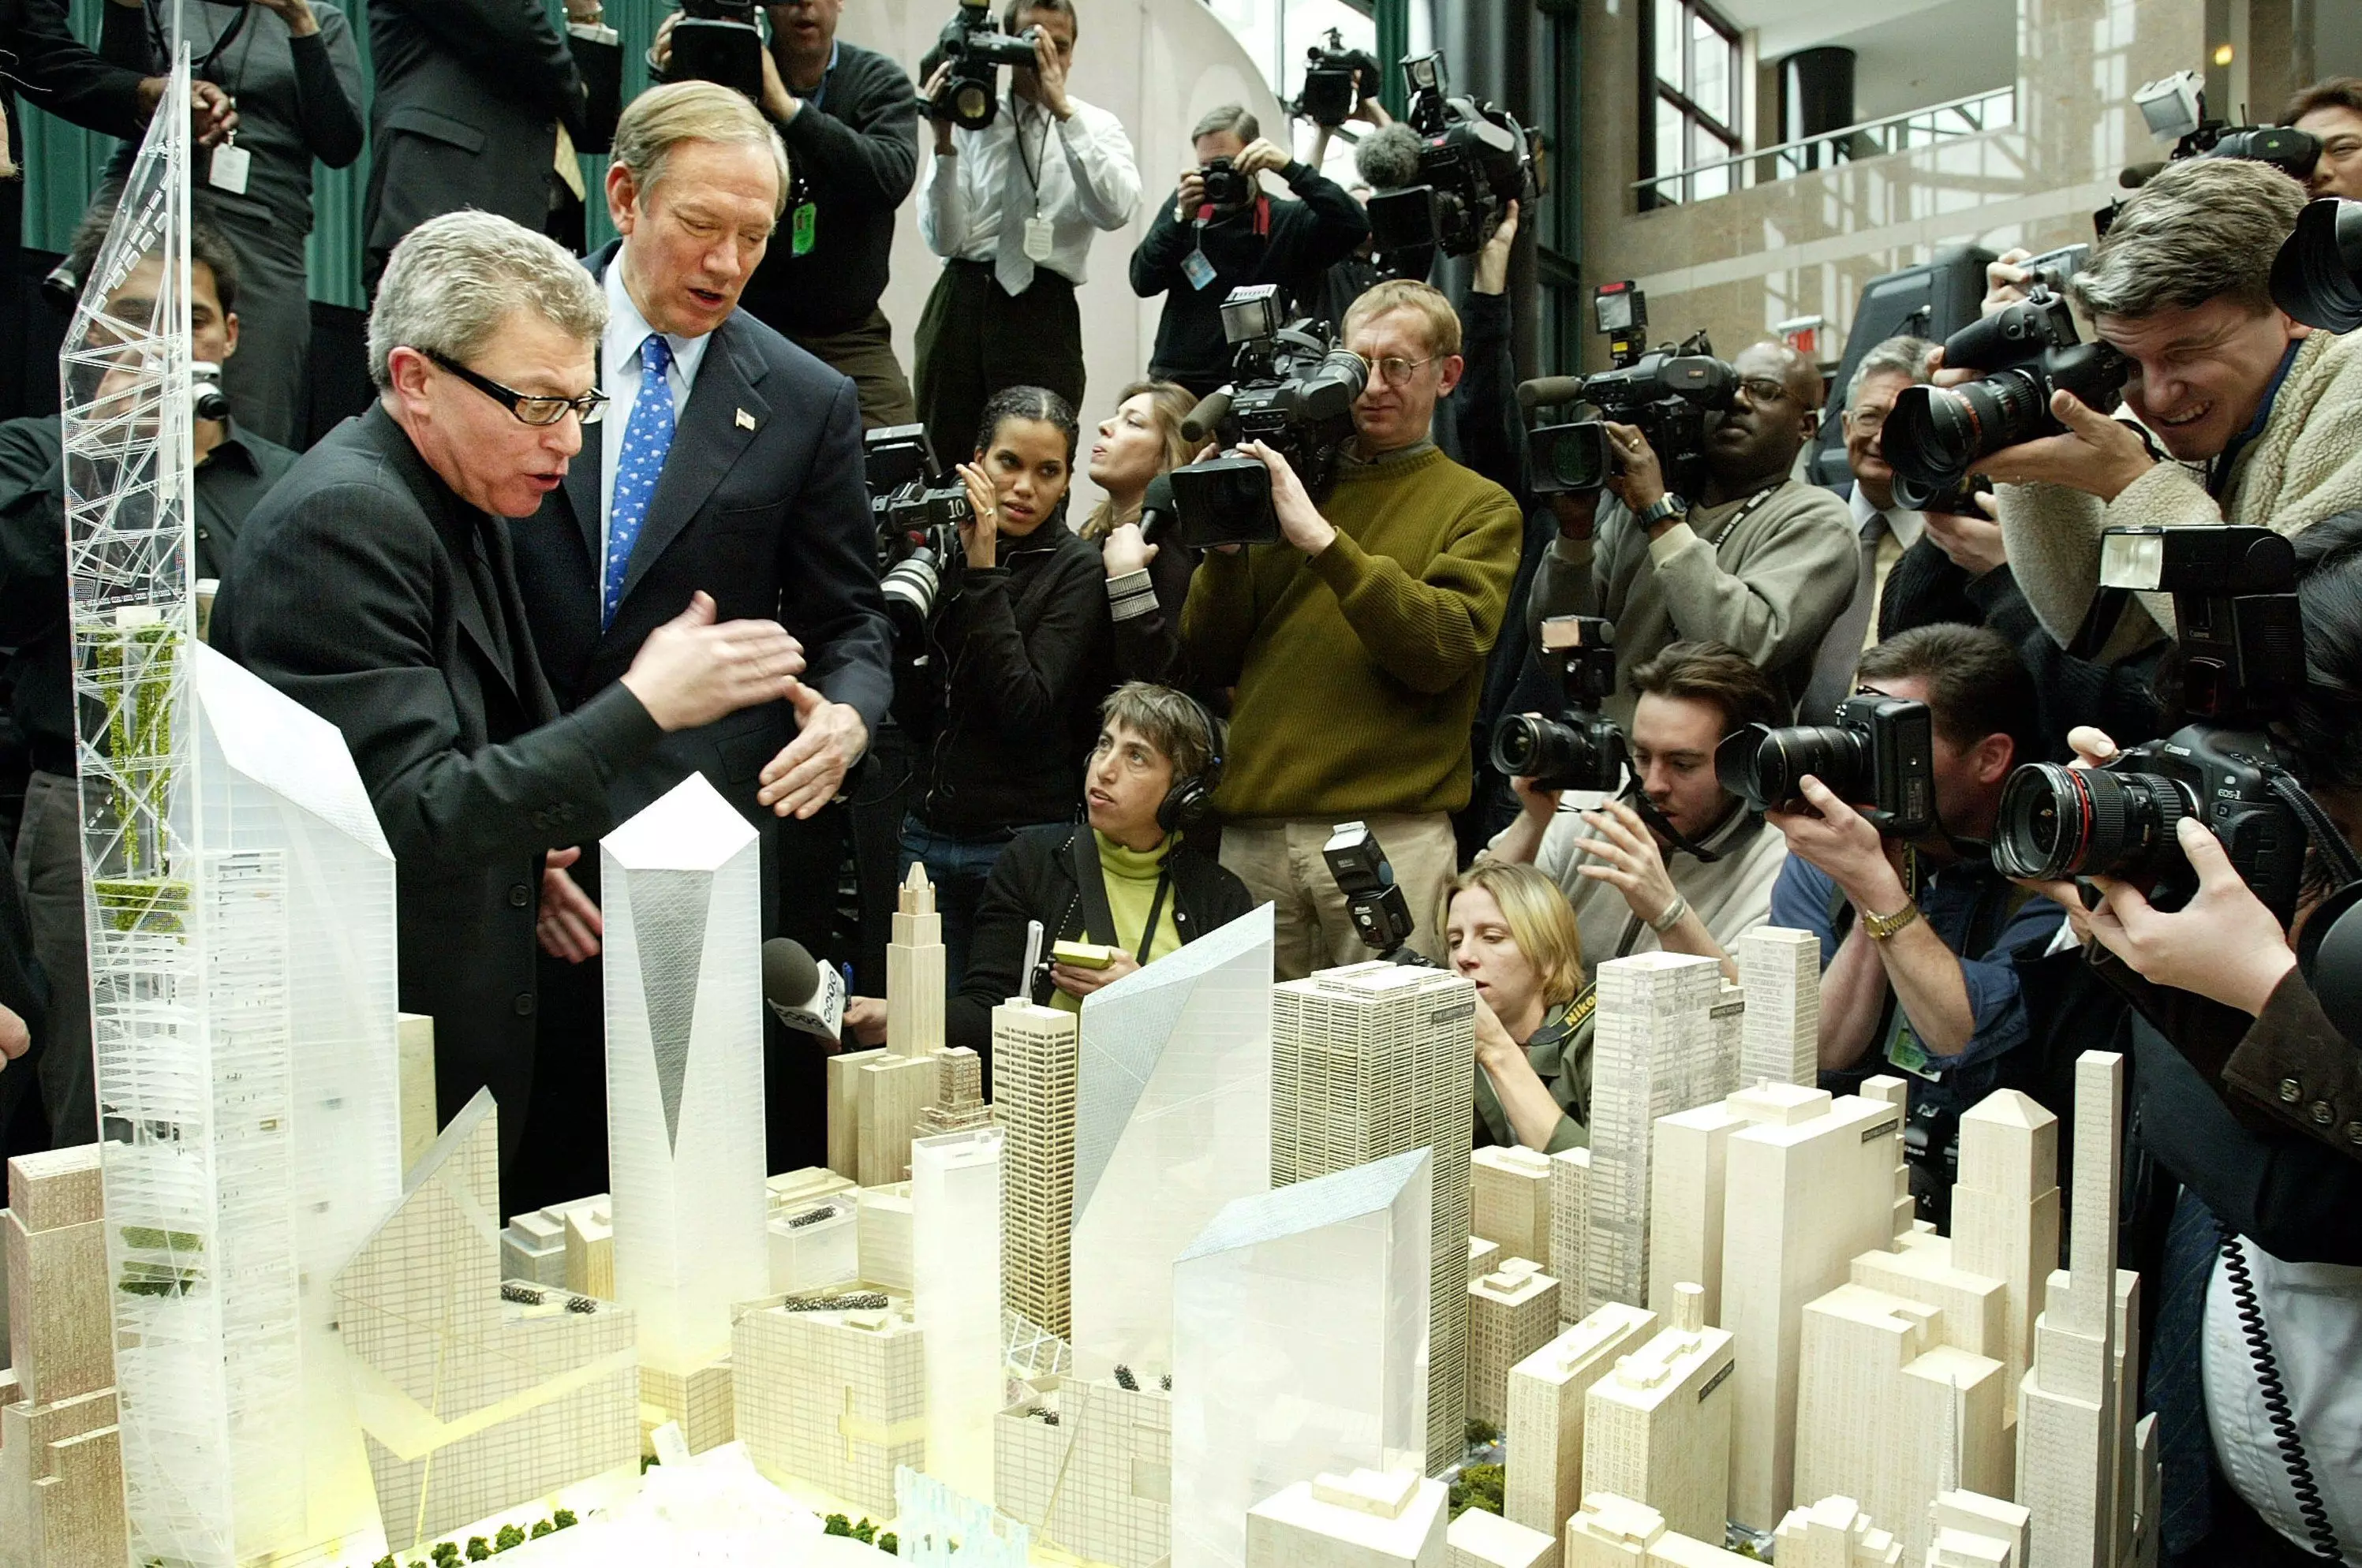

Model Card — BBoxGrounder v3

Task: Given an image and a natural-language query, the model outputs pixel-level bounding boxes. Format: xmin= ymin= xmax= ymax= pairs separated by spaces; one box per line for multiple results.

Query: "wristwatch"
xmin=1862 ymin=901 xmax=1922 ymax=942
xmin=1636 ymin=494 xmax=1689 ymax=529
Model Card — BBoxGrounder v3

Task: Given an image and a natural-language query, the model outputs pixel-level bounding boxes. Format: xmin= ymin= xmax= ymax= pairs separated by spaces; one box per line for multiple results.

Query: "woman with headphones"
xmin=847 ymin=682 xmax=1252 ymax=1073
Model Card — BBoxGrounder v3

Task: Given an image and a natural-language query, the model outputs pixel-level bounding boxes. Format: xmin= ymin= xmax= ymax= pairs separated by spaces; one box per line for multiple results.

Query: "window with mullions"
xmin=1646 ymin=0 xmax=1741 ymax=207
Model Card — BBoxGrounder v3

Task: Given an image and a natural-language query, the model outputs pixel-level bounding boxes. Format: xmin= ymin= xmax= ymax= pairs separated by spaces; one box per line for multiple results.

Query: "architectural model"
xmin=1071 ymin=905 xmax=1273 ymax=1377
xmin=333 ymin=1092 xmax=639 ymax=1551
xmin=1585 ymin=953 xmax=1728 ymax=1316
xmin=996 ymin=1373 xmax=1172 ymax=1568
xmin=1502 ymin=1301 xmax=1657 ymax=1541
xmin=1771 ymin=1495 xmax=1904 ymax=1566
xmin=1172 ymin=1148 xmax=1432 ymax=1568
xmin=911 ymin=1126 xmax=1004 ymax=1499
xmin=567 ymin=1204 xmax=617 ymax=1300
xmin=1580 ymin=1282 xmax=1734 ymax=1543
xmin=1444 ymin=1506 xmax=1559 ymax=1568
xmin=1546 ymin=1148 xmax=1589 ymax=1321
xmin=398 ymin=1012 xmax=438 ymax=1173
xmin=1927 ymin=1490 xmax=2031 ymax=1568
xmin=601 ymin=772 xmax=770 ymax=1453
xmin=1949 ymin=1092 xmax=2060 ymax=1417
xmin=500 ymin=1193 xmax=610 ymax=1287
xmin=897 ymin=1465 xmax=1033 ymax=1568
xmin=916 ymin=1046 xmax=995 ymax=1137
xmin=996 ymin=999 xmax=1080 ymax=1335
xmin=1273 ymin=961 xmax=1476 ymax=1473
xmin=857 ymin=1182 xmax=915 ymax=1294
xmin=735 ymin=1294 xmax=926 ymax=1518
xmin=1646 ymin=1100 xmax=1746 ymax=1322
xmin=1245 ymin=1467 xmax=1447 ymax=1567
xmin=1470 ymin=1235 xmax=1502 ymax=1283
xmin=1471 ymin=1146 xmax=1553 ymax=1264
xmin=768 ymin=1190 xmax=858 ymax=1297
xmin=1564 ymin=1492 xmax=1907 ymax=1568
xmin=1 ymin=1147 xmax=125 ymax=1568
xmin=1467 ymin=1259 xmax=1561 ymax=1428
xmin=830 ymin=867 xmax=953 ymax=1185
xmin=1738 ymin=927 xmax=1822 ymax=1088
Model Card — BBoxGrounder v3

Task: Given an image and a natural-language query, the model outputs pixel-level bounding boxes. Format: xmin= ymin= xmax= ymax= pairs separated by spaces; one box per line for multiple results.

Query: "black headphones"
xmin=1156 ymin=693 xmax=1228 ymax=834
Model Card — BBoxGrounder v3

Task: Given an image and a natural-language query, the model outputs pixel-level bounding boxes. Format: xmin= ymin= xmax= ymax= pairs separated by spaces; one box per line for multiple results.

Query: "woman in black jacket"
xmin=896 ymin=385 xmax=1112 ymax=987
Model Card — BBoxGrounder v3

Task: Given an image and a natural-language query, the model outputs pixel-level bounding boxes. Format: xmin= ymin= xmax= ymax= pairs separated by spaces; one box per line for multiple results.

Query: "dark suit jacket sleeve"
xmin=223 ymin=478 xmax=663 ymax=870
xmin=2222 ymin=970 xmax=2362 ymax=1163
xmin=291 ymin=16 xmax=368 ymax=167
xmin=389 ymin=0 xmax=586 ymax=124
xmin=17 ymin=0 xmax=149 ymax=139
xmin=571 ymin=26 xmax=622 ymax=150
xmin=781 ymin=373 xmax=893 ymax=738
xmin=1454 ymin=288 xmax=1523 ymax=502
xmin=776 ymin=68 xmax=918 ymax=210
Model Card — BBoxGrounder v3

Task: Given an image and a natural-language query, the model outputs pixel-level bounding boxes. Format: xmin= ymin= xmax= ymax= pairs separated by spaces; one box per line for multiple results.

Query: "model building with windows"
xmin=1467 ymin=1259 xmax=1560 ymax=1428
xmin=1503 ymin=1300 xmax=1657 ymax=1541
xmin=996 ymin=1373 xmax=1172 ymax=1568
xmin=996 ymin=999 xmax=1081 ymax=1335
xmin=735 ymin=1291 xmax=927 ymax=1518
xmin=912 ymin=1127 xmax=1004 ymax=1499
xmin=1581 ymin=1282 xmax=1733 ymax=1543
xmin=831 ymin=866 xmax=955 ymax=1185
xmin=1246 ymin=1467 xmax=1447 ymax=1567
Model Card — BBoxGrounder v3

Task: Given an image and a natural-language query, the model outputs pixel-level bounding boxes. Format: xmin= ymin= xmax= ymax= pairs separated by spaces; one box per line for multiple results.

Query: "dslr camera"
xmin=1491 ymin=615 xmax=1627 ymax=793
xmin=1296 ymin=28 xmax=1381 ymax=129
xmin=1993 ymin=526 xmax=2308 ymax=923
xmin=928 ymin=0 xmax=1041 ymax=131
xmin=667 ymin=0 xmax=764 ymax=103
xmin=2271 ymin=196 xmax=2362 ymax=334
xmin=1717 ymin=694 xmax=1938 ymax=838
xmin=865 ymin=424 xmax=973 ymax=644
xmin=1880 ymin=284 xmax=2130 ymax=511
xmin=1167 ymin=286 xmax=1368 ymax=550
xmin=1524 ymin=282 xmax=1737 ymax=504
xmin=1198 ymin=155 xmax=1253 ymax=210
xmin=1363 ymin=51 xmax=1534 ymax=262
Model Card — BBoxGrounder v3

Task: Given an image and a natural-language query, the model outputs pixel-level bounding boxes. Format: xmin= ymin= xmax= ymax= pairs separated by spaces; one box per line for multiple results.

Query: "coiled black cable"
xmin=2216 ymin=1219 xmax=2348 ymax=1563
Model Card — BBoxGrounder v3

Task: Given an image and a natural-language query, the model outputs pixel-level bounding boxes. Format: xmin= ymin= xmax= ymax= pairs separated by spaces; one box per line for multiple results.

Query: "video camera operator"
xmin=1487 ymin=640 xmax=1788 ymax=986
xmin=1179 ymin=278 xmax=1523 ymax=976
xmin=1129 ymin=106 xmax=1368 ymax=401
xmin=2286 ymin=77 xmax=2362 ymax=200
xmin=1525 ymin=339 xmax=1854 ymax=728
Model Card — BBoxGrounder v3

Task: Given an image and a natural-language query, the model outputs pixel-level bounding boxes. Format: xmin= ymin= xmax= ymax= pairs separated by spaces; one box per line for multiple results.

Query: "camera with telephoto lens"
xmin=2271 ymin=196 xmax=2362 ymax=335
xmin=1322 ymin=820 xmax=1434 ymax=966
xmin=1198 ymin=155 xmax=1251 ymax=210
xmin=1524 ymin=282 xmax=1736 ymax=503
xmin=1362 ymin=50 xmax=1534 ymax=262
xmin=1880 ymin=284 xmax=2131 ymax=512
xmin=1492 ymin=615 xmax=1627 ymax=793
xmin=928 ymin=0 xmax=1041 ymax=130
xmin=1992 ymin=526 xmax=2308 ymax=923
xmin=1296 ymin=28 xmax=1380 ymax=129
xmin=865 ymin=424 xmax=972 ymax=644
xmin=667 ymin=0 xmax=764 ymax=103
xmin=1717 ymin=694 xmax=1938 ymax=838
xmin=1167 ymin=285 xmax=1368 ymax=550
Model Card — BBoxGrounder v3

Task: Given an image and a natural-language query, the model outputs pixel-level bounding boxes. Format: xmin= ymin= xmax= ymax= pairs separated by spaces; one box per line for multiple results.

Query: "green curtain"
xmin=20 ymin=0 xmax=678 ymax=308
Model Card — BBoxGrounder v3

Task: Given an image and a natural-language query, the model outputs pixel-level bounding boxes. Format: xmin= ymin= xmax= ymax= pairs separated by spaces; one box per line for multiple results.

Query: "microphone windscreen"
xmin=1356 ymin=123 xmax=1426 ymax=190
xmin=1180 ymin=388 xmax=1234 ymax=445
xmin=1141 ymin=472 xmax=1175 ymax=517
xmin=1518 ymin=375 xmax=1587 ymax=412
xmin=762 ymin=937 xmax=819 ymax=1010
xmin=2120 ymin=161 xmax=2166 ymax=189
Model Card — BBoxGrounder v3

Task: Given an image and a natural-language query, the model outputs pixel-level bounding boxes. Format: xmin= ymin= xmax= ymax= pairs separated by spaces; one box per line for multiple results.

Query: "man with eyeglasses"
xmin=214 ymin=208 xmax=806 ymax=1185
xmin=1526 ymin=339 xmax=1854 ymax=729
xmin=1181 ymin=278 xmax=1523 ymax=976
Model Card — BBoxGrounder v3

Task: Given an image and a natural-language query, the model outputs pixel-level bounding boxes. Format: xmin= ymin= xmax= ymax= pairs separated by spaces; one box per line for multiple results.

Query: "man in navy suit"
xmin=508 ymin=80 xmax=892 ymax=1200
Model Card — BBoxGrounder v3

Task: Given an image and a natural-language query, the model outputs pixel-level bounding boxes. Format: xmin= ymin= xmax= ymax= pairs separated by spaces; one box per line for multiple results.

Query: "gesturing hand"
xmin=956 ymin=460 xmax=1002 ymax=569
xmin=537 ymin=847 xmax=604 ymax=963
xmin=757 ymin=682 xmax=870 ymax=819
xmin=1570 ymin=798 xmax=1680 ymax=927
xmin=620 ymin=591 xmax=805 ymax=732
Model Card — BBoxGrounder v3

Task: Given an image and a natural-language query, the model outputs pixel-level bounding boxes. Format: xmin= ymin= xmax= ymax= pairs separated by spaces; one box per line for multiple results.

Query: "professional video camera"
xmin=1716 ymin=693 xmax=1938 ymax=838
xmin=928 ymin=0 xmax=1041 ymax=131
xmin=1322 ymin=820 xmax=1434 ymax=966
xmin=1295 ymin=28 xmax=1381 ymax=129
xmin=2272 ymin=196 xmax=2362 ymax=334
xmin=2099 ymin=70 xmax=2323 ymax=234
xmin=1519 ymin=282 xmax=1737 ymax=502
xmin=1491 ymin=616 xmax=1626 ymax=793
xmin=1361 ymin=50 xmax=1534 ymax=263
xmin=865 ymin=424 xmax=972 ymax=642
xmin=1166 ymin=285 xmax=1368 ymax=550
xmin=1992 ymin=526 xmax=2309 ymax=922
xmin=1880 ymin=283 xmax=2130 ymax=511
xmin=667 ymin=0 xmax=764 ymax=103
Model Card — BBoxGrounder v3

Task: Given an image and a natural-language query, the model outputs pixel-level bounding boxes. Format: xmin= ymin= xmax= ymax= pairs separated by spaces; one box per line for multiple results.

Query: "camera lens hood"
xmin=2270 ymin=196 xmax=2362 ymax=334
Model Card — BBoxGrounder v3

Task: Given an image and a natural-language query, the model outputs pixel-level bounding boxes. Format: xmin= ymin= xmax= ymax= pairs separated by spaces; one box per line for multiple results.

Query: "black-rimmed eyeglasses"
xmin=422 ymin=348 xmax=607 ymax=427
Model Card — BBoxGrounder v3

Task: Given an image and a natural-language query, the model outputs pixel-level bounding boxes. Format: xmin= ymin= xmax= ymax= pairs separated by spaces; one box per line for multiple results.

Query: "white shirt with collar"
xmin=599 ymin=257 xmax=716 ymax=566
xmin=918 ymin=90 xmax=1139 ymax=285
xmin=1850 ymin=479 xmax=1927 ymax=633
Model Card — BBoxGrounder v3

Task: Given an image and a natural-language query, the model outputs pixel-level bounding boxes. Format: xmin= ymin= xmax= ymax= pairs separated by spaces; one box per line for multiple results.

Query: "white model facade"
xmin=1503 ymin=1300 xmax=1657 ymax=1540
xmin=1581 ymin=1283 xmax=1735 ymax=1543
xmin=911 ymin=1126 xmax=1005 ymax=1499
xmin=1738 ymin=928 xmax=1822 ymax=1088
xmin=996 ymin=999 xmax=1080 ymax=1335
xmin=1585 ymin=952 xmax=1726 ymax=1316
xmin=1246 ymin=1468 xmax=1448 ymax=1568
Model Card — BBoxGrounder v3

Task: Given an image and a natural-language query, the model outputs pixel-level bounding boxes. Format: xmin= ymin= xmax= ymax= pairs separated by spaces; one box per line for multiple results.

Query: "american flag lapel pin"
xmin=735 ymin=408 xmax=757 ymax=431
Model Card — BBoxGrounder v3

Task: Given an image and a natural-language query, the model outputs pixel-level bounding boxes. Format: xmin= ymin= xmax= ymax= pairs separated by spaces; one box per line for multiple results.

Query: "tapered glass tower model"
xmin=69 ymin=66 xmax=402 ymax=1566
xmin=602 ymin=773 xmax=770 ymax=1447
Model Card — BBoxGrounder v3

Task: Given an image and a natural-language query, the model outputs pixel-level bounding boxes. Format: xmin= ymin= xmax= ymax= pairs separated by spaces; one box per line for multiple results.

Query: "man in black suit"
xmin=361 ymin=0 xmax=623 ymax=286
xmin=214 ymin=210 xmax=805 ymax=1185
xmin=509 ymin=81 xmax=891 ymax=1189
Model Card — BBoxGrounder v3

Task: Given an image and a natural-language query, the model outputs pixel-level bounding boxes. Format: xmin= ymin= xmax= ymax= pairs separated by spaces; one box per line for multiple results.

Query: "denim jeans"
xmin=898 ymin=816 xmax=1025 ymax=996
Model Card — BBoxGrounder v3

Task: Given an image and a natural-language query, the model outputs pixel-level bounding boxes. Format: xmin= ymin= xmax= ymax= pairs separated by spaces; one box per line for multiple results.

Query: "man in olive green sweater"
xmin=1181 ymin=278 xmax=1523 ymax=976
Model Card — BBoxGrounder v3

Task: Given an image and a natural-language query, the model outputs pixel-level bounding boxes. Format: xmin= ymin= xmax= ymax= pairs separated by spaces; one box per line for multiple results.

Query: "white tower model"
xmin=601 ymin=771 xmax=770 ymax=1450
xmin=69 ymin=72 xmax=403 ymax=1564
xmin=1586 ymin=952 xmax=1725 ymax=1314
xmin=912 ymin=1126 xmax=1005 ymax=1499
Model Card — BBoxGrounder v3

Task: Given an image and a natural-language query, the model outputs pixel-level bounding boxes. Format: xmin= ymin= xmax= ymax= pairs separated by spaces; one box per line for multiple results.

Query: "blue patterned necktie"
xmin=604 ymin=333 xmax=676 ymax=628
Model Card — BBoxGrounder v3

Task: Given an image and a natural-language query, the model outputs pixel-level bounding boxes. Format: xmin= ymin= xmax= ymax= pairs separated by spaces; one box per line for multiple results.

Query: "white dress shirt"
xmin=918 ymin=90 xmax=1139 ymax=286
xmin=599 ymin=259 xmax=714 ymax=566
xmin=1848 ymin=478 xmax=1927 ymax=638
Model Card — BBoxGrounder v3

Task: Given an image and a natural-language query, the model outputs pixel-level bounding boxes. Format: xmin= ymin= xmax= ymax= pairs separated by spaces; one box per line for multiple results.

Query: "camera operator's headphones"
xmin=1157 ymin=693 xmax=1228 ymax=834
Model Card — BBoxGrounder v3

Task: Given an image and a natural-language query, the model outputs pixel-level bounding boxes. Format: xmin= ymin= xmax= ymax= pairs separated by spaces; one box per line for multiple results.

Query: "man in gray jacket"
xmin=1525 ymin=340 xmax=1854 ymax=727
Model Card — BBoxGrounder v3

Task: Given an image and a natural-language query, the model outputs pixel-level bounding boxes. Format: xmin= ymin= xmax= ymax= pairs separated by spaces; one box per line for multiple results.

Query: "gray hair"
xmin=366 ymin=211 xmax=606 ymax=391
xmin=1844 ymin=334 xmax=1935 ymax=409
xmin=2073 ymin=157 xmax=2309 ymax=319
xmin=1190 ymin=104 xmax=1260 ymax=145
xmin=613 ymin=80 xmax=791 ymax=218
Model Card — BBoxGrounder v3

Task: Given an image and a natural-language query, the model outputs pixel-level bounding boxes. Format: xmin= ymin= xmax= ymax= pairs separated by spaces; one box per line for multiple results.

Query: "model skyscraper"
xmin=1273 ymin=961 xmax=1475 ymax=1473
xmin=1470 ymin=1147 xmax=1553 ymax=1264
xmin=601 ymin=773 xmax=770 ymax=1451
xmin=831 ymin=865 xmax=952 ymax=1184
xmin=996 ymin=1374 xmax=1173 ymax=1568
xmin=996 ymin=999 xmax=1080 ymax=1335
xmin=1246 ymin=1468 xmax=1448 ymax=1567
xmin=1738 ymin=928 xmax=1822 ymax=1087
xmin=1581 ymin=1282 xmax=1734 ymax=1543
xmin=1466 ymin=1259 xmax=1560 ymax=1428
xmin=735 ymin=1295 xmax=927 ymax=1517
xmin=1502 ymin=1301 xmax=1657 ymax=1540
xmin=912 ymin=1126 xmax=1005 ymax=1499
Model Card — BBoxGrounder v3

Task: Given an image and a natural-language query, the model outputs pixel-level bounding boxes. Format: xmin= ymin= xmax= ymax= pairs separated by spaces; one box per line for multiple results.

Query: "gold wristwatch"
xmin=1862 ymin=901 xmax=1922 ymax=941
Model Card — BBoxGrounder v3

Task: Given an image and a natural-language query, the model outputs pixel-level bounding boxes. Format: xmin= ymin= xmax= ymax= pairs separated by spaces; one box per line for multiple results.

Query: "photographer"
xmin=1486 ymin=640 xmax=1788 ymax=986
xmin=1977 ymin=159 xmax=2362 ymax=657
xmin=895 ymin=385 xmax=1112 ymax=987
xmin=1525 ymin=342 xmax=1855 ymax=728
xmin=1179 ymin=279 xmax=1523 ymax=976
xmin=1766 ymin=625 xmax=2063 ymax=1127
xmin=1082 ymin=379 xmax=1202 ymax=688
xmin=2286 ymin=77 xmax=2362 ymax=200
xmin=914 ymin=0 xmax=1139 ymax=472
xmin=1129 ymin=105 xmax=1368 ymax=401
xmin=652 ymin=0 xmax=921 ymax=428
xmin=1448 ymin=861 xmax=1591 ymax=1154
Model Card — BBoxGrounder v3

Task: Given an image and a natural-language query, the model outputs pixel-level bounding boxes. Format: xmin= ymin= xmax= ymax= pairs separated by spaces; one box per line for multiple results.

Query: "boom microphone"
xmin=1180 ymin=387 xmax=1234 ymax=446
xmin=1518 ymin=375 xmax=1587 ymax=413
xmin=761 ymin=937 xmax=845 ymax=1042
xmin=1355 ymin=122 xmax=1424 ymax=191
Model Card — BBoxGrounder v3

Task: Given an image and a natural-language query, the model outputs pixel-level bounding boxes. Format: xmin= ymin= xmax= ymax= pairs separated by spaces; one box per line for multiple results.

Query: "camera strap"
xmin=1695 ymin=480 xmax=1783 ymax=550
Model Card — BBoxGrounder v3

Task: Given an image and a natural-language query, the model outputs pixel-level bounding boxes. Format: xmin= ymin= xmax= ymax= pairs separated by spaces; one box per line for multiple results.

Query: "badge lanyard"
xmin=1183 ymin=196 xmax=1269 ymax=291
xmin=1134 ymin=870 xmax=1172 ymax=966
xmin=1014 ymin=93 xmax=1057 ymax=264
xmin=788 ymin=49 xmax=835 ymax=255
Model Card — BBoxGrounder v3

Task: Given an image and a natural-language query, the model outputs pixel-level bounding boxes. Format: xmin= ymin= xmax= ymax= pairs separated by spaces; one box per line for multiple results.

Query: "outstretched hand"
xmin=757 ymin=681 xmax=869 ymax=819
xmin=537 ymin=846 xmax=604 ymax=962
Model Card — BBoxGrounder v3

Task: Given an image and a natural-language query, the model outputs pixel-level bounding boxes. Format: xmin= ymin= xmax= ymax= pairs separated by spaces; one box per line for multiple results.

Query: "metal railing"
xmin=1635 ymin=84 xmax=2016 ymax=206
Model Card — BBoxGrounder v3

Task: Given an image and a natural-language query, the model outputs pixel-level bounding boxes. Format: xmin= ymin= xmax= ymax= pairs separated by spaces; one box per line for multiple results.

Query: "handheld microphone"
xmin=761 ymin=937 xmax=845 ymax=1042
xmin=1355 ymin=122 xmax=1425 ymax=191
xmin=1180 ymin=387 xmax=1234 ymax=446
xmin=1517 ymin=375 xmax=1587 ymax=413
xmin=1137 ymin=472 xmax=1178 ymax=547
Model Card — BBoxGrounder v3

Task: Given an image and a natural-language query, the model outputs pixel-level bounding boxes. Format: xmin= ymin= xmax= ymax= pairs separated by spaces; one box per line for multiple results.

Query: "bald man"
xmin=1525 ymin=342 xmax=1854 ymax=727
